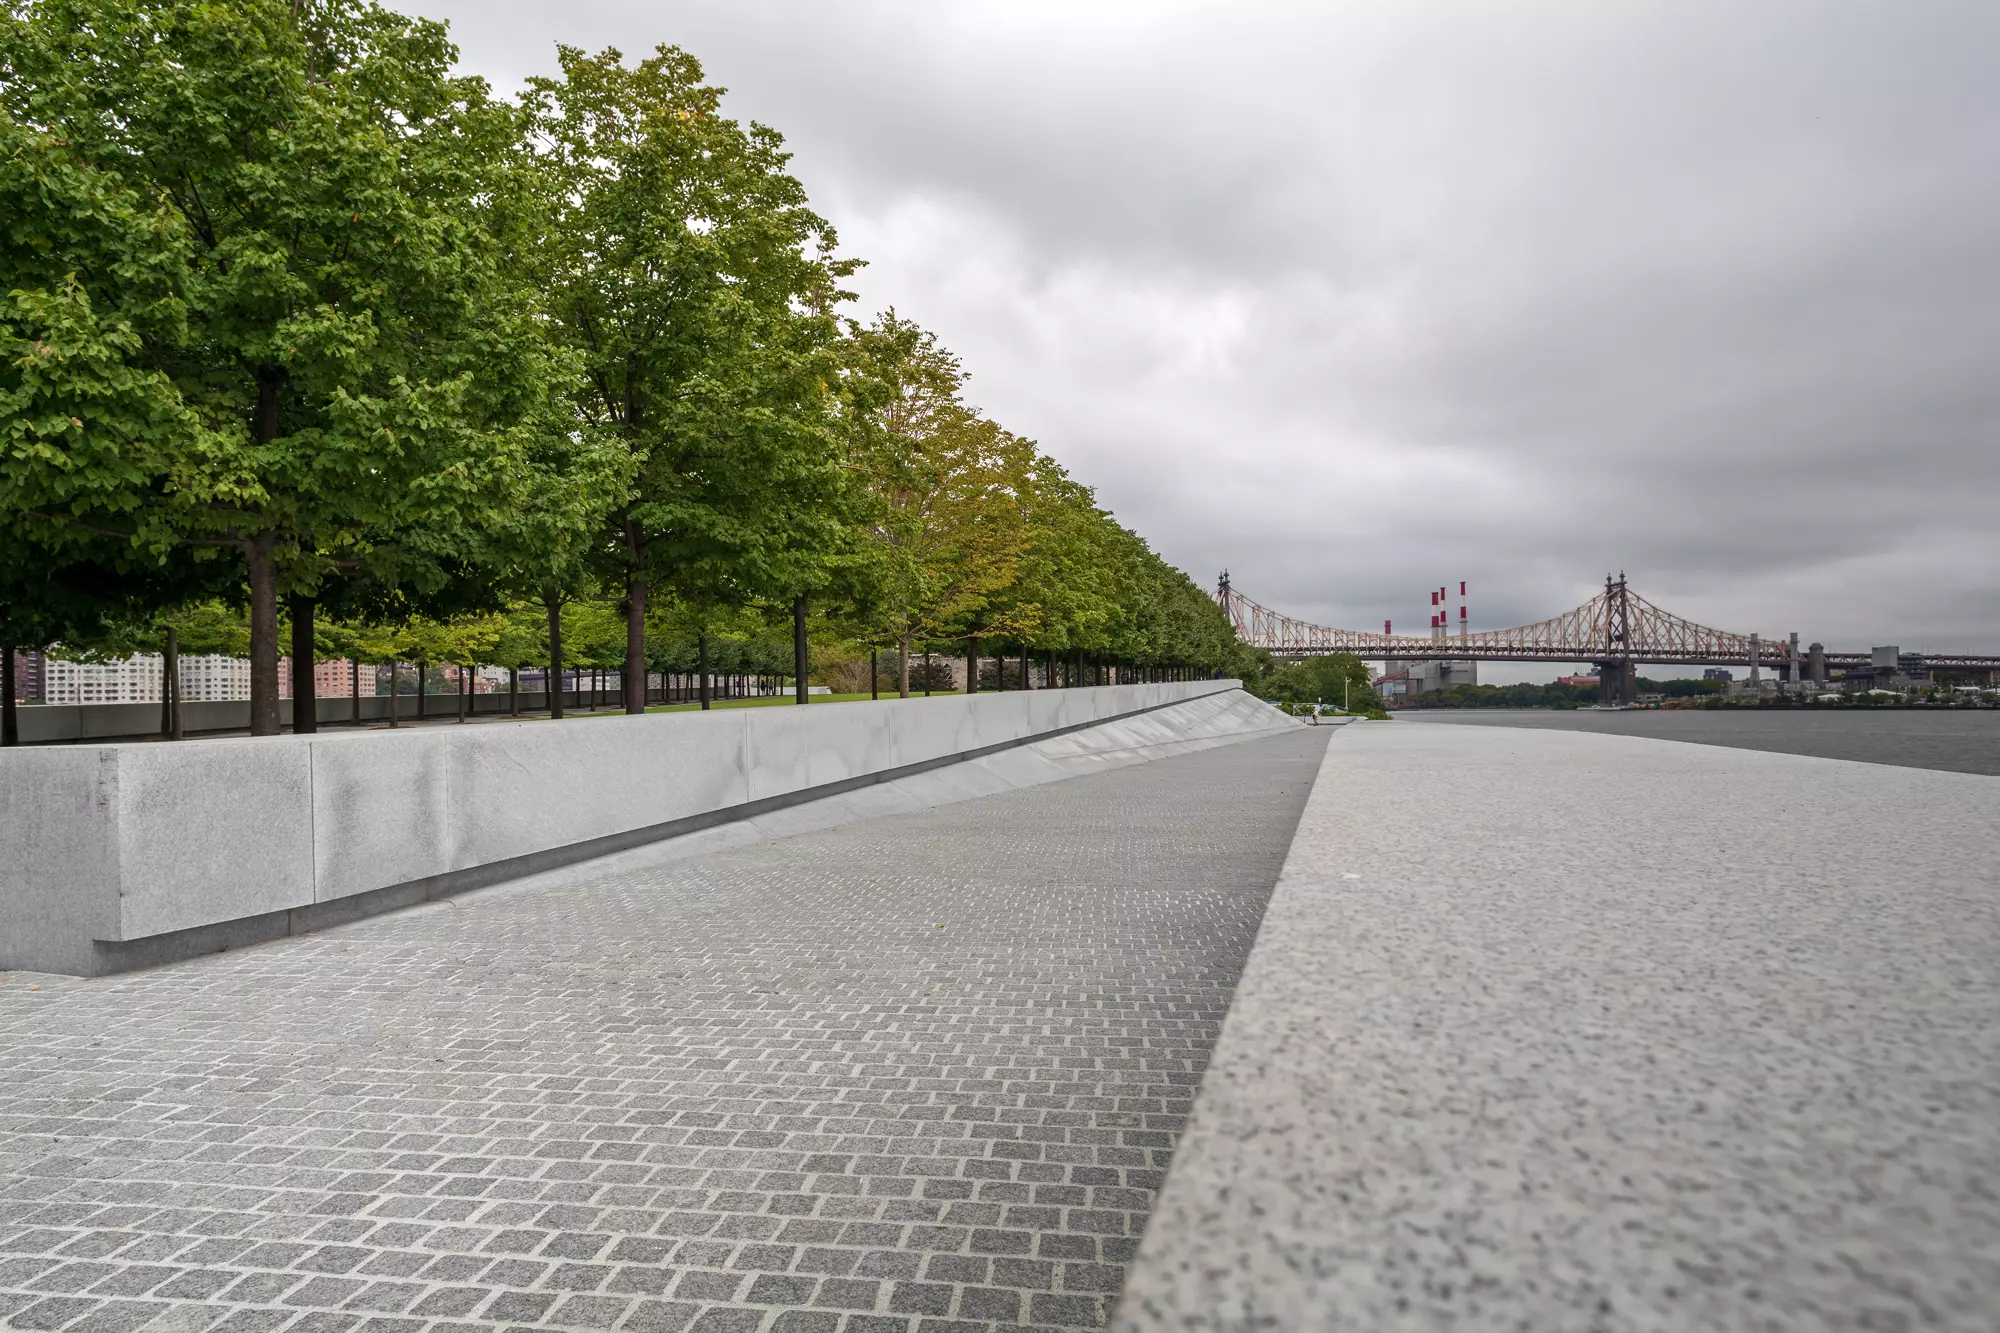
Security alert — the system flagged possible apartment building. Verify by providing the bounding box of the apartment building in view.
[277,657,358,697]
[42,655,168,705]
[41,653,257,704]
[181,655,253,701]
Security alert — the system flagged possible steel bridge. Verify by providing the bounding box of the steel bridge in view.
[1216,573,2000,679]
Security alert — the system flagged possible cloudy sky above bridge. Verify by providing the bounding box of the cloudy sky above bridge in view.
[413,0,2000,676]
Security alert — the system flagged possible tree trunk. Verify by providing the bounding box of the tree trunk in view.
[546,595,566,720]
[164,627,182,739]
[871,649,879,701]
[350,655,360,726]
[967,636,978,694]
[794,595,810,705]
[416,661,427,720]
[289,594,317,734]
[241,368,287,738]
[387,663,400,727]
[165,634,180,737]
[242,532,281,736]
[160,637,173,737]
[509,665,519,717]
[624,526,648,715]
[699,635,711,710]
[899,632,911,699]
[1,642,16,748]
[457,662,468,723]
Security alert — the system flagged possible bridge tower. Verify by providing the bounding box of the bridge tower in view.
[1593,573,1638,705]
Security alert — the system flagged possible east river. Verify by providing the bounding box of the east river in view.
[1399,706,2000,775]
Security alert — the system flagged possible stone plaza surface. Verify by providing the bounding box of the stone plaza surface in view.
[0,728,1331,1333]
[1116,721,2000,1331]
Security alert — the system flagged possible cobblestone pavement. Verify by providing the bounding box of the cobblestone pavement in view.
[0,728,1329,1333]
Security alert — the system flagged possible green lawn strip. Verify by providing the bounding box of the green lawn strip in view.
[570,691,971,717]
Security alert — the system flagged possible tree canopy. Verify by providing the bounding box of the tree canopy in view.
[1,1,1256,740]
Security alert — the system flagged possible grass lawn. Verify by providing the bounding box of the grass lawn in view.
[574,690,968,717]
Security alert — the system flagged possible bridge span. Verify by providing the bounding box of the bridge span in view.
[1216,573,2000,696]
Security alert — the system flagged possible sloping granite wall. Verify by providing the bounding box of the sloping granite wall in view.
[1,681,1238,976]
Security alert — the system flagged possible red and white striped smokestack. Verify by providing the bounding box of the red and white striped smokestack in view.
[1460,581,1466,596]
[1384,619,1391,636]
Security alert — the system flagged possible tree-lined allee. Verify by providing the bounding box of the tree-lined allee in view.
[1,0,1258,742]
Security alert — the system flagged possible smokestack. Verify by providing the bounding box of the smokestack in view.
[1384,620,1392,636]
[1460,581,1466,596]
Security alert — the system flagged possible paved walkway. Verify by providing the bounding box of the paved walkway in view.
[1118,721,2000,1331]
[0,728,1329,1333]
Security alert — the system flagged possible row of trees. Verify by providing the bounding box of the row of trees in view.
[1,0,1255,742]
[1245,654,1387,719]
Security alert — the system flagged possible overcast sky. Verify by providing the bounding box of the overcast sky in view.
[411,1,2000,677]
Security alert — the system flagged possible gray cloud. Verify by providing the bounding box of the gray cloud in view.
[412,0,2000,671]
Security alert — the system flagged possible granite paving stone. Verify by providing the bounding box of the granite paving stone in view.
[1114,720,2000,1331]
[1,728,1327,1333]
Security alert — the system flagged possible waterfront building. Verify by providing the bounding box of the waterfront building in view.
[180,655,253,701]
[276,657,357,698]
[41,652,270,704]
[1376,658,1478,698]
[42,655,166,705]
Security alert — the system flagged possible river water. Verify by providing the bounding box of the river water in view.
[1398,708,2000,776]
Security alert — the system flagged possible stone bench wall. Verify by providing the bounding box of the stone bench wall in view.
[1,680,1234,976]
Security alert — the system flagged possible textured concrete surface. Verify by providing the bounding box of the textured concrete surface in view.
[1,681,1237,976]
[1114,721,2000,1332]
[438,691,1302,894]
[1402,706,2000,775]
[0,727,1330,1333]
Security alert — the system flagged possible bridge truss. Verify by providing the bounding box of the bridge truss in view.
[1216,574,2000,672]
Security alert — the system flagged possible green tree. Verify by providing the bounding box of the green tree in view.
[521,43,852,714]
[840,315,1037,695]
[1249,654,1382,716]
[3,0,548,734]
